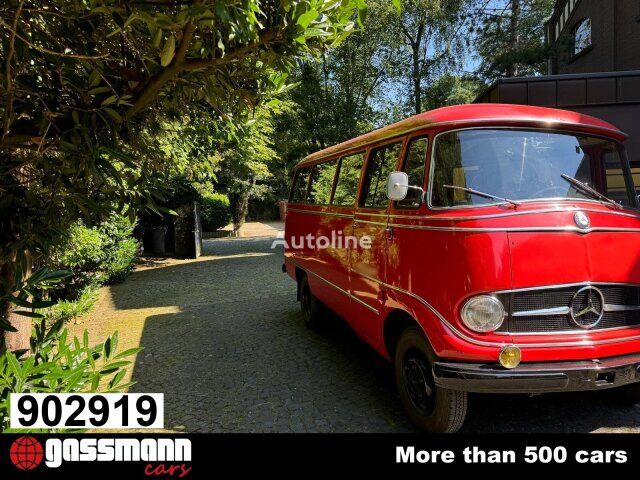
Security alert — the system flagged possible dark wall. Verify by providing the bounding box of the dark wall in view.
[551,0,640,75]
[615,0,640,71]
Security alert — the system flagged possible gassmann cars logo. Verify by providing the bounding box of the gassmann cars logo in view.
[9,437,192,477]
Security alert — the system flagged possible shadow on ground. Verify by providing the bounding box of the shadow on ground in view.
[114,238,640,433]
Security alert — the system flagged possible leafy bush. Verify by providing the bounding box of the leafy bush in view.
[104,237,139,284]
[200,192,232,231]
[0,268,141,432]
[46,213,140,300]
[0,323,140,432]
[43,286,99,323]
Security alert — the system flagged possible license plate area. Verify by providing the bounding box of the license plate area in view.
[595,371,616,386]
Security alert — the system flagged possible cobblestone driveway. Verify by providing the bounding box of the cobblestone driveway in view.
[80,237,640,433]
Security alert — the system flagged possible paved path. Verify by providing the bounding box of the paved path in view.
[75,237,640,433]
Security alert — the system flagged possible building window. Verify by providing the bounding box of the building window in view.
[573,18,592,56]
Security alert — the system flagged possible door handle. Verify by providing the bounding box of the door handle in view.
[385,226,394,239]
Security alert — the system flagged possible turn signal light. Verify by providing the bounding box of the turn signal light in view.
[499,345,521,369]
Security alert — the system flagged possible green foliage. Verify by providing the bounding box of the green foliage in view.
[104,237,139,284]
[0,1,367,333]
[423,74,485,110]
[0,322,141,432]
[43,287,99,324]
[214,105,283,230]
[45,214,139,300]
[200,193,232,231]
[164,175,201,208]
[0,268,72,334]
[474,0,554,81]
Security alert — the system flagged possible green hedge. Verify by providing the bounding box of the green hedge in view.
[200,192,232,231]
[46,214,140,301]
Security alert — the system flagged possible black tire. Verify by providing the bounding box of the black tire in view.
[299,274,323,328]
[395,327,468,433]
[606,382,640,406]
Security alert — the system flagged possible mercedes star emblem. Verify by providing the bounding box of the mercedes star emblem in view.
[570,286,605,329]
[574,211,591,230]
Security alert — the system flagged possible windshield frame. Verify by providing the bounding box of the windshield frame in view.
[427,126,638,211]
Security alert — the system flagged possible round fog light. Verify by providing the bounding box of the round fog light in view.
[499,345,521,369]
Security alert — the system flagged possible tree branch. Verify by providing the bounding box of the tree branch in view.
[125,26,282,120]
[0,134,40,151]
[124,18,198,120]
[181,27,282,71]
[0,18,108,60]
[3,0,25,140]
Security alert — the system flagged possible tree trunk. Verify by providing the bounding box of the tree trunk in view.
[412,42,422,115]
[229,178,255,233]
[506,0,521,77]
[0,251,33,354]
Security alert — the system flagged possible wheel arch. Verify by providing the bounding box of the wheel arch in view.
[383,309,433,362]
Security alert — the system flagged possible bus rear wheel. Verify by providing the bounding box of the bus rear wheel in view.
[395,327,467,433]
[299,274,323,328]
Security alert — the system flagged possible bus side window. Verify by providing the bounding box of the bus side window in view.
[360,142,403,209]
[332,152,365,207]
[307,160,338,205]
[396,137,428,209]
[290,167,312,203]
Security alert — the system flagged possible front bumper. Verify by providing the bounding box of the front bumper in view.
[433,352,640,394]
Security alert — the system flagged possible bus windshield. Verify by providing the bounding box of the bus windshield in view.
[430,129,634,209]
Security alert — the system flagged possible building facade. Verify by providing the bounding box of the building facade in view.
[546,0,640,74]
[476,0,640,191]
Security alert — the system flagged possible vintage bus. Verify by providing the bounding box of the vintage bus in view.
[283,104,640,432]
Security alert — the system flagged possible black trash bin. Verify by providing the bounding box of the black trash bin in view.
[149,226,168,255]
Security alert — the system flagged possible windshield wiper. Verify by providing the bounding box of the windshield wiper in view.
[560,174,622,209]
[443,185,521,207]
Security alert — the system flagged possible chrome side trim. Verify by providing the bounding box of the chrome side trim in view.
[388,223,640,234]
[291,206,640,222]
[287,208,355,219]
[347,217,640,233]
[303,268,379,314]
[350,270,640,348]
[418,206,640,222]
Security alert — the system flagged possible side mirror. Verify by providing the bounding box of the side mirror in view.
[387,171,409,201]
[387,171,425,203]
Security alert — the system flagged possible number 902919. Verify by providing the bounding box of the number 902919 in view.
[10,393,164,429]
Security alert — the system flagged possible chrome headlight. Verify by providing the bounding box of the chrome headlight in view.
[461,295,505,333]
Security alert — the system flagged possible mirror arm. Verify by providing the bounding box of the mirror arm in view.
[405,185,426,204]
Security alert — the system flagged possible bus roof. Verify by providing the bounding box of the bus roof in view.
[298,103,626,167]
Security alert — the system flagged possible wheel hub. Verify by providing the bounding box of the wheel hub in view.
[403,353,436,415]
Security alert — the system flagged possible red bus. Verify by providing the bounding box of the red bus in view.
[283,104,640,432]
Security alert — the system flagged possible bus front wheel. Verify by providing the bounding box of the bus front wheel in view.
[395,327,468,433]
